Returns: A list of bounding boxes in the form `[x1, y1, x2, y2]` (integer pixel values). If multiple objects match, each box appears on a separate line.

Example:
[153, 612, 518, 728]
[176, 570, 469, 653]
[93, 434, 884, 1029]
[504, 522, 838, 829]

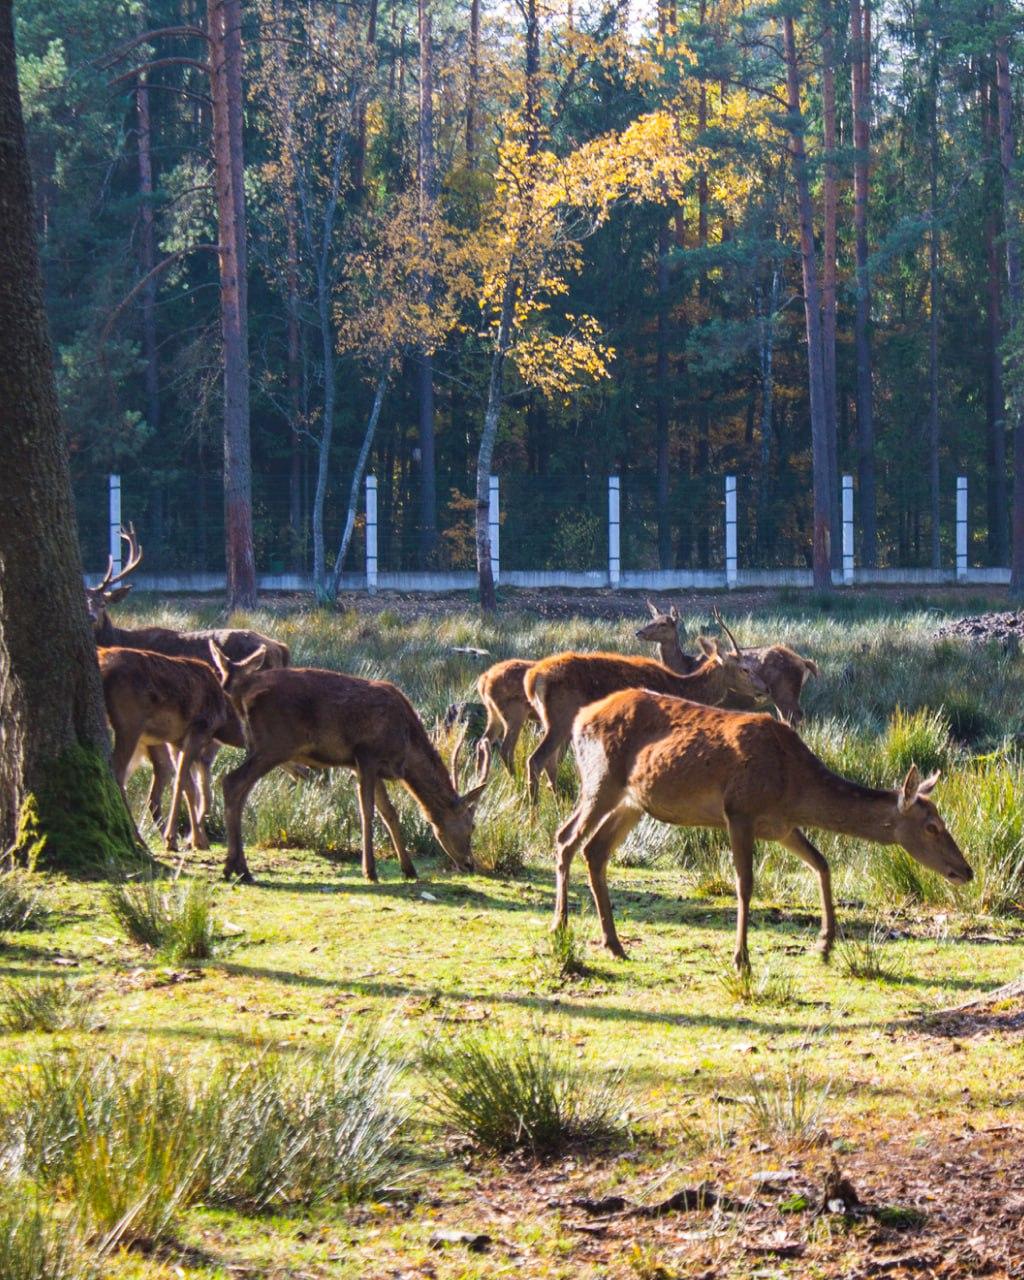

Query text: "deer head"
[891, 766, 972, 884]
[697, 635, 769, 701]
[84, 525, 144, 632]
[635, 600, 683, 645]
[209, 641, 269, 693]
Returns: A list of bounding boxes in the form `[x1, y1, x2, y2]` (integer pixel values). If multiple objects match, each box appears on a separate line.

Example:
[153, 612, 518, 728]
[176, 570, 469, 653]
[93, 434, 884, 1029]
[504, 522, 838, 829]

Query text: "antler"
[474, 737, 493, 788]
[712, 606, 742, 657]
[450, 719, 470, 791]
[94, 523, 144, 592]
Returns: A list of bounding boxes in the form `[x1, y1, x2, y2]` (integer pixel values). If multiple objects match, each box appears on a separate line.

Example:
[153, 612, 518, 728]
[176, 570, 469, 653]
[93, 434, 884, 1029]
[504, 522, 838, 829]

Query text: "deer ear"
[460, 781, 487, 815]
[670, 605, 679, 622]
[917, 769, 941, 797]
[646, 599, 660, 619]
[898, 764, 922, 812]
[803, 657, 819, 679]
[239, 644, 268, 672]
[105, 585, 132, 604]
[208, 640, 231, 685]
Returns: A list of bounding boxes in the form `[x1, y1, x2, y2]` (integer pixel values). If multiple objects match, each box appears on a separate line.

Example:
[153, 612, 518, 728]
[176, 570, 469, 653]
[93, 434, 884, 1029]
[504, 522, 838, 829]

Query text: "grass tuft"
[0, 870, 45, 932]
[0, 979, 95, 1034]
[737, 1064, 833, 1149]
[0, 1198, 95, 1280]
[717, 956, 797, 1007]
[426, 1025, 628, 1157]
[837, 923, 906, 983]
[105, 872, 216, 962]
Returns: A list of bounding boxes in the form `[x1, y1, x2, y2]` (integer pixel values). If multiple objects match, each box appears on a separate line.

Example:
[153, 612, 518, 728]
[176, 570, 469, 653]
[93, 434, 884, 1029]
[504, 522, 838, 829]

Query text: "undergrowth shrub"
[106, 873, 216, 961]
[0, 1198, 94, 1280]
[0, 979, 96, 1034]
[425, 1025, 628, 1157]
[0, 870, 45, 932]
[738, 1063, 832, 1148]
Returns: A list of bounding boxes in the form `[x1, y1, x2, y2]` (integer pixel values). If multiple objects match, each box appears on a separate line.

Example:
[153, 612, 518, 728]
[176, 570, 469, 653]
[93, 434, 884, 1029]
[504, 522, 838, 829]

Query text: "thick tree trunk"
[0, 0, 136, 865]
[137, 72, 160, 444]
[476, 282, 515, 612]
[928, 47, 941, 570]
[996, 30, 1024, 593]
[984, 74, 1008, 564]
[417, 0, 437, 564]
[656, 220, 672, 568]
[850, 0, 877, 566]
[821, 6, 841, 567]
[783, 14, 831, 589]
[209, 0, 256, 607]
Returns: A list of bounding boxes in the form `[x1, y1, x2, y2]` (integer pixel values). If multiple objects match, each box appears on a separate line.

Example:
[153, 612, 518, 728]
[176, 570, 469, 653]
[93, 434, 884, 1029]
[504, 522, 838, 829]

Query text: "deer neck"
[657, 637, 688, 673]
[799, 765, 900, 843]
[403, 740, 459, 822]
[667, 661, 728, 704]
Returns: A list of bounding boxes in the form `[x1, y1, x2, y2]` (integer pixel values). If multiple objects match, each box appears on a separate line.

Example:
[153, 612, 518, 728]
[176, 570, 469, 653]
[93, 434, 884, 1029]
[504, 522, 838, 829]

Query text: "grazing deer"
[210, 644, 488, 884]
[98, 647, 244, 852]
[523, 640, 768, 804]
[85, 525, 290, 823]
[477, 658, 539, 774]
[554, 689, 972, 969]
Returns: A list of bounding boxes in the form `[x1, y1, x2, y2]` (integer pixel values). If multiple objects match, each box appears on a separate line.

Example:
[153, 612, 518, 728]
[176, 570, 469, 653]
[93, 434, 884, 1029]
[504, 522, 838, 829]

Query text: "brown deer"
[553, 689, 972, 969]
[210, 644, 489, 884]
[85, 526, 290, 823]
[634, 601, 701, 673]
[98, 647, 244, 852]
[477, 658, 539, 774]
[523, 640, 768, 804]
[711, 608, 818, 727]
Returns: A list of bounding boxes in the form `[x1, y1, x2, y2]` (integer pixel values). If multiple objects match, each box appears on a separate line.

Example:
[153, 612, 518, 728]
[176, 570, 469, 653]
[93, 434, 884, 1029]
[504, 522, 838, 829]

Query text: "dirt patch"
[935, 611, 1024, 648]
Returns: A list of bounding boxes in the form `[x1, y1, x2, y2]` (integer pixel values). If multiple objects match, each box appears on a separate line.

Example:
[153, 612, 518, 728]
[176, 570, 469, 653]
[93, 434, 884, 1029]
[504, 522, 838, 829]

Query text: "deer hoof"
[165, 837, 179, 853]
[401, 865, 418, 881]
[816, 936, 834, 963]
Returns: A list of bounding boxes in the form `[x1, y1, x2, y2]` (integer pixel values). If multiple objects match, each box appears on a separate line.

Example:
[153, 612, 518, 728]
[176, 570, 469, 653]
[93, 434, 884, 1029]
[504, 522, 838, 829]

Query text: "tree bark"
[137, 71, 160, 445]
[0, 0, 136, 865]
[996, 29, 1024, 593]
[984, 70, 1008, 564]
[418, 0, 437, 564]
[209, 0, 256, 607]
[782, 13, 832, 589]
[476, 280, 516, 611]
[821, 2, 841, 567]
[927, 41, 941, 570]
[850, 0, 877, 566]
[656, 219, 672, 568]
[330, 374, 389, 595]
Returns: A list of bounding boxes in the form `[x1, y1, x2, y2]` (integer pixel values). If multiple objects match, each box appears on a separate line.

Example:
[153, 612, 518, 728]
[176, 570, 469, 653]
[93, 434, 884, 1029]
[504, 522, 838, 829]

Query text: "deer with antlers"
[522, 639, 769, 804]
[85, 526, 290, 826]
[210, 644, 489, 883]
[98, 646, 244, 852]
[553, 689, 972, 969]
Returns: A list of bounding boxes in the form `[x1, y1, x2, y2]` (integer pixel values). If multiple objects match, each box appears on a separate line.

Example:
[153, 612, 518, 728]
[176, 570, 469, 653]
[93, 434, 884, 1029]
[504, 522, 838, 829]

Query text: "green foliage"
[0, 1198, 94, 1280]
[425, 1025, 628, 1157]
[881, 707, 950, 781]
[12, 748, 139, 872]
[105, 873, 216, 962]
[0, 979, 95, 1034]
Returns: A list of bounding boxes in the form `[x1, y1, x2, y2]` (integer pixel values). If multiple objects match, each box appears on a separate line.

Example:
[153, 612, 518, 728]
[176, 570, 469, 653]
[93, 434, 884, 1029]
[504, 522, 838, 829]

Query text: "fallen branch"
[939, 974, 1024, 1014]
[570, 1183, 747, 1221]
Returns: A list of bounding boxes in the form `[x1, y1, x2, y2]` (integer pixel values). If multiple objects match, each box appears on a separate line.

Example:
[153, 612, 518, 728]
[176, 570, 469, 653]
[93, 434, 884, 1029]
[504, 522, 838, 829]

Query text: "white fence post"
[956, 475, 968, 581]
[489, 475, 500, 586]
[724, 475, 737, 588]
[365, 475, 378, 592]
[108, 474, 122, 576]
[842, 474, 854, 586]
[608, 475, 620, 587]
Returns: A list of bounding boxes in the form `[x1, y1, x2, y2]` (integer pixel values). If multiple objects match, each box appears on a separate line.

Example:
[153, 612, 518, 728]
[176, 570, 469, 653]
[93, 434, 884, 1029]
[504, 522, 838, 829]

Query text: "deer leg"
[527, 726, 563, 806]
[355, 765, 379, 883]
[546, 742, 567, 791]
[195, 742, 219, 827]
[780, 828, 835, 960]
[726, 812, 757, 971]
[222, 751, 288, 883]
[499, 706, 527, 772]
[552, 788, 621, 934]
[164, 735, 203, 853]
[581, 805, 641, 959]
[145, 746, 174, 825]
[375, 782, 416, 880]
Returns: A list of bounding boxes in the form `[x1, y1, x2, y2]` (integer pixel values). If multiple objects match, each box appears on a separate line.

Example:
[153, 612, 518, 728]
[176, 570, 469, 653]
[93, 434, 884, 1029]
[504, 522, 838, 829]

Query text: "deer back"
[98, 646, 238, 745]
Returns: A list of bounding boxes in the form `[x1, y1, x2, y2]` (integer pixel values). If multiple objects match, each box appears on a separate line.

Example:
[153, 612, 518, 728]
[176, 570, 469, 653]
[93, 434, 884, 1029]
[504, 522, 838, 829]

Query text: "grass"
[105, 872, 216, 961]
[0, 1199, 94, 1280]
[0, 869, 45, 932]
[0, 978, 95, 1033]
[2, 591, 1023, 1276]
[837, 922, 907, 983]
[425, 1025, 629, 1156]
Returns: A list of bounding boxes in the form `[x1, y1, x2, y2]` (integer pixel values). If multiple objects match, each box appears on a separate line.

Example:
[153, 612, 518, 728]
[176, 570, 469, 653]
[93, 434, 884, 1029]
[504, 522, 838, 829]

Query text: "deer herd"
[87, 532, 973, 972]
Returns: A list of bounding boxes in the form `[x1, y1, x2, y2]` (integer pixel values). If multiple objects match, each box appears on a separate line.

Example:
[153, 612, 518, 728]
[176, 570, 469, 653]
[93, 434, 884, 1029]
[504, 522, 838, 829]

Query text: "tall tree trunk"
[209, 0, 256, 606]
[997, 28, 1024, 593]
[0, 0, 136, 864]
[984, 71, 1008, 564]
[311, 276, 337, 599]
[137, 72, 160, 446]
[466, 0, 480, 162]
[696, 2, 711, 566]
[524, 0, 540, 149]
[656, 219, 672, 568]
[783, 13, 832, 589]
[476, 281, 516, 611]
[331, 374, 389, 594]
[352, 0, 378, 198]
[850, 0, 877, 566]
[417, 0, 437, 564]
[821, 3, 841, 567]
[928, 42, 941, 570]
